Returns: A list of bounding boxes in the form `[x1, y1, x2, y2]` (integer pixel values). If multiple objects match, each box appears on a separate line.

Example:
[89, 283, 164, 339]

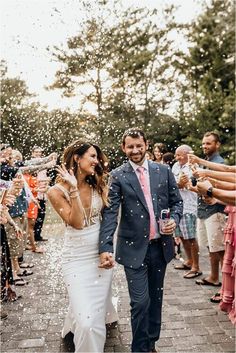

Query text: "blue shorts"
[175, 213, 197, 240]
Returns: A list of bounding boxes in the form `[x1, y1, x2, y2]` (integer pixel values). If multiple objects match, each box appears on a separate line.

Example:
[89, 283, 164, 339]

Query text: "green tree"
[0, 61, 87, 157]
[49, 1, 183, 160]
[39, 109, 88, 154]
[176, 0, 235, 162]
[0, 60, 41, 155]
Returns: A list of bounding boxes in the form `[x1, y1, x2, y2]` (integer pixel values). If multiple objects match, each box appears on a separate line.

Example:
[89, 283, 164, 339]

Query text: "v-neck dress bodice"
[54, 184, 103, 228]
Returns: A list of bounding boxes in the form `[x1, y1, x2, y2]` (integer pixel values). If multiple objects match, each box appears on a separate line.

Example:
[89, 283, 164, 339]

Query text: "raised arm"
[192, 168, 236, 183]
[188, 154, 236, 172]
[197, 179, 236, 206]
[47, 166, 84, 229]
[24, 152, 58, 166]
[47, 187, 84, 229]
[208, 178, 236, 191]
[19, 160, 56, 174]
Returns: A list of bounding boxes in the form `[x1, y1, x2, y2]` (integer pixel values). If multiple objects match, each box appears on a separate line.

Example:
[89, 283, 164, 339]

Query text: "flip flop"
[32, 247, 45, 254]
[174, 263, 191, 270]
[17, 269, 33, 277]
[195, 278, 222, 287]
[14, 278, 28, 286]
[183, 270, 202, 279]
[210, 292, 222, 303]
[20, 263, 34, 269]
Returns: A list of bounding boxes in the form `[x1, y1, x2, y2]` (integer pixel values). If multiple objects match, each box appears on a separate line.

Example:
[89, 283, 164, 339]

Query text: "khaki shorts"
[5, 216, 25, 258]
[197, 213, 226, 252]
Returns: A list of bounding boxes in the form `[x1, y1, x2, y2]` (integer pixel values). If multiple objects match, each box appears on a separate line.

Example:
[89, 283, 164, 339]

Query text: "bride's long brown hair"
[60, 140, 109, 206]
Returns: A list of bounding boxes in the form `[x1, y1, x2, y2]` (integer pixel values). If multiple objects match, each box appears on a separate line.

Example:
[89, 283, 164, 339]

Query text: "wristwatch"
[206, 187, 213, 197]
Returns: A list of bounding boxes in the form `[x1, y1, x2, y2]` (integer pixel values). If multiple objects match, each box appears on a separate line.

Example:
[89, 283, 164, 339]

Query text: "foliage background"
[1, 0, 235, 166]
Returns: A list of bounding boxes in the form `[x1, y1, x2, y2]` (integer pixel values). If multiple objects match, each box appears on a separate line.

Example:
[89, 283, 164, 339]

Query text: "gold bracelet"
[70, 188, 78, 194]
[70, 193, 79, 199]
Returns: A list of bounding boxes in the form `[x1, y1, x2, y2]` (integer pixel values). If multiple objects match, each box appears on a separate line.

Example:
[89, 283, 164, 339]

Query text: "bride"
[47, 140, 117, 352]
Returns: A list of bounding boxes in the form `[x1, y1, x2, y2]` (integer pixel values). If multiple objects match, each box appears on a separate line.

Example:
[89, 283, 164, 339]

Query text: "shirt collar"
[179, 162, 188, 169]
[207, 152, 220, 161]
[130, 159, 148, 172]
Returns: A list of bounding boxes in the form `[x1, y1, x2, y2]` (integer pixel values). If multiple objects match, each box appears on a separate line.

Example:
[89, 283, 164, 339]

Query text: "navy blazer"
[99, 161, 183, 269]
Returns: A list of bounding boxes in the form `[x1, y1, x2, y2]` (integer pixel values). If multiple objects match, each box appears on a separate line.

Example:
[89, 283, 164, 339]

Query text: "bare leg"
[27, 218, 44, 253]
[181, 239, 193, 267]
[207, 251, 224, 283]
[11, 257, 21, 280]
[218, 250, 224, 268]
[189, 239, 200, 272]
[27, 218, 36, 250]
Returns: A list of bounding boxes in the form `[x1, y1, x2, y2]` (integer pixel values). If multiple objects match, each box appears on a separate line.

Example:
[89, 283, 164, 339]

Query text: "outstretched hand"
[192, 168, 206, 180]
[187, 153, 200, 165]
[56, 165, 77, 189]
[197, 179, 212, 196]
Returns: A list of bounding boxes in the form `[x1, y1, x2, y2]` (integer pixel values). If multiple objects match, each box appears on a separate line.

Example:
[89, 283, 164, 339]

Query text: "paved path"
[1, 216, 235, 353]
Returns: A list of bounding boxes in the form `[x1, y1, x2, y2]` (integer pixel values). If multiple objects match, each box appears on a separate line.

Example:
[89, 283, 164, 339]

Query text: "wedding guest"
[31, 146, 51, 242]
[172, 145, 201, 279]
[193, 132, 226, 287]
[153, 143, 167, 163]
[145, 151, 154, 161]
[162, 152, 175, 169]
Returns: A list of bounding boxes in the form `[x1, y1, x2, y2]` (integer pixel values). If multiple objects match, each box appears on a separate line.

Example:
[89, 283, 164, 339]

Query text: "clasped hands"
[98, 220, 177, 271]
[99, 252, 115, 269]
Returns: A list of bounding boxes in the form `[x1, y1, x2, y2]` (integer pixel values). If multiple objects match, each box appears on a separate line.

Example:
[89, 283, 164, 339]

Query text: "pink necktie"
[137, 167, 156, 240]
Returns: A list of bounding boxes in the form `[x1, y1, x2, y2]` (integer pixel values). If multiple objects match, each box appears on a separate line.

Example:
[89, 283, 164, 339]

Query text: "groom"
[99, 128, 183, 352]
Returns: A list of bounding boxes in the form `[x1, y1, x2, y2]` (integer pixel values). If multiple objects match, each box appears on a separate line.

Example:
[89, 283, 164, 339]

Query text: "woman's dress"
[219, 206, 236, 325]
[55, 185, 117, 352]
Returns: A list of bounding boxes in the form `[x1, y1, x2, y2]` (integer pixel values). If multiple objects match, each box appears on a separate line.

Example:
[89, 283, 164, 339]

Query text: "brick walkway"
[1, 217, 235, 353]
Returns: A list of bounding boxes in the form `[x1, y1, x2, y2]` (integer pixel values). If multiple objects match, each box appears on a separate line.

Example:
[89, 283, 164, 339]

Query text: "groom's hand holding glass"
[160, 218, 176, 234]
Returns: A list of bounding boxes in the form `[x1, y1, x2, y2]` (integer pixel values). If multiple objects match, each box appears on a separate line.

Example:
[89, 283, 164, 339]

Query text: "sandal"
[210, 292, 222, 303]
[174, 263, 191, 270]
[14, 278, 28, 286]
[17, 269, 33, 277]
[20, 263, 34, 269]
[196, 278, 222, 287]
[183, 270, 202, 279]
[32, 247, 44, 253]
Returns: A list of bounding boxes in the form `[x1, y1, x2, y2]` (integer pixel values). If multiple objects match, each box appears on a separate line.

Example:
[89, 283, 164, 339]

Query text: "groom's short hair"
[122, 128, 147, 146]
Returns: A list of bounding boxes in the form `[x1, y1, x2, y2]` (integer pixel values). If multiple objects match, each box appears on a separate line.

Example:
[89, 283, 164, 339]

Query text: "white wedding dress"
[55, 185, 118, 352]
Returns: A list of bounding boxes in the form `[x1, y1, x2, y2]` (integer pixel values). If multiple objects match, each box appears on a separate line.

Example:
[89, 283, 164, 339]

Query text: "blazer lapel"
[123, 162, 149, 213]
[148, 161, 161, 215]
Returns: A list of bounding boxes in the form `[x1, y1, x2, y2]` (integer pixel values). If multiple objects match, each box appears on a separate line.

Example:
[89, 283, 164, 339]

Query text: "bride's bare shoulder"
[47, 183, 69, 198]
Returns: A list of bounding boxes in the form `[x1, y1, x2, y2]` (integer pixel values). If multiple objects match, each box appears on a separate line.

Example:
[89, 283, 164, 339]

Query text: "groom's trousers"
[124, 239, 167, 352]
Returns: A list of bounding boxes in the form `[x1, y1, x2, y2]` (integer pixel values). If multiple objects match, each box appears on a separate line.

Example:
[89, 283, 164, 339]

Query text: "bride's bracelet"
[70, 193, 79, 199]
[70, 188, 79, 195]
